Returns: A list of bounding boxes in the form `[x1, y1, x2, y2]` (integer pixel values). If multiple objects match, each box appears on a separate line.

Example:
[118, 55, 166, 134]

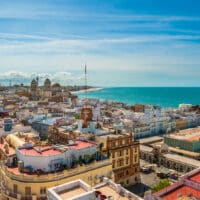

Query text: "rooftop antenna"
[9, 80, 12, 87]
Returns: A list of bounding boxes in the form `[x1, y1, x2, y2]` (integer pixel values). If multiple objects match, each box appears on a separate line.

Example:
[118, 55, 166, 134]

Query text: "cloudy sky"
[0, 0, 200, 86]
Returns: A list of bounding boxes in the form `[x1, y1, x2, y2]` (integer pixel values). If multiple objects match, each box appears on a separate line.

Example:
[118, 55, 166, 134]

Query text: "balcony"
[21, 195, 37, 200]
[0, 159, 111, 183]
[1, 187, 37, 200]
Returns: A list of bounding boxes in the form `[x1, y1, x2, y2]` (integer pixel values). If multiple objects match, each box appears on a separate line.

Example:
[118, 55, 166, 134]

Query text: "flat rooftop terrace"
[19, 147, 61, 156]
[166, 127, 200, 142]
[57, 186, 87, 200]
[139, 136, 163, 144]
[68, 140, 97, 150]
[95, 185, 132, 200]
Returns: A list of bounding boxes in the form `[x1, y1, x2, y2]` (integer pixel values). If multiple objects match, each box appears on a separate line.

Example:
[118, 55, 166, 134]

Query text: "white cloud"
[0, 8, 200, 23]
[0, 70, 85, 86]
[0, 33, 200, 55]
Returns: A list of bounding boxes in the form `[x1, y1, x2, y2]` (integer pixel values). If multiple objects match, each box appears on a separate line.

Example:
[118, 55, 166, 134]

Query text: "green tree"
[74, 114, 80, 119]
[152, 179, 170, 193]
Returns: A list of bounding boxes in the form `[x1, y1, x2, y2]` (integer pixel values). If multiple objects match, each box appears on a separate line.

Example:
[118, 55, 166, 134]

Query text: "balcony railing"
[1, 186, 37, 200]
[21, 196, 33, 200]
[0, 159, 111, 183]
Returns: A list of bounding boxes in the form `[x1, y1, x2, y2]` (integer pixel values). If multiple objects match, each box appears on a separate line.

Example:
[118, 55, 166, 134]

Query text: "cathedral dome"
[52, 83, 61, 88]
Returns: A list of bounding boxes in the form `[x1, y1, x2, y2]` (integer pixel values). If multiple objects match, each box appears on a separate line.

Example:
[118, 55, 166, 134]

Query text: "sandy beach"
[71, 87, 103, 94]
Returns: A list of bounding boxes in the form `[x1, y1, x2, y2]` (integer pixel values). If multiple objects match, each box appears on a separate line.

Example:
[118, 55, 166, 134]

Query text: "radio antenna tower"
[84, 63, 87, 96]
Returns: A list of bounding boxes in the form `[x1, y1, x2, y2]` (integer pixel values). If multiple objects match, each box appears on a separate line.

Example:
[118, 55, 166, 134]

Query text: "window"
[112, 152, 115, 158]
[40, 187, 46, 195]
[118, 159, 124, 167]
[135, 156, 137, 163]
[25, 187, 31, 196]
[13, 184, 18, 194]
[112, 161, 115, 168]
[126, 149, 128, 155]
[126, 158, 129, 164]
[135, 148, 137, 153]
[119, 172, 124, 178]
[118, 150, 124, 157]
[126, 170, 129, 175]
[112, 141, 115, 147]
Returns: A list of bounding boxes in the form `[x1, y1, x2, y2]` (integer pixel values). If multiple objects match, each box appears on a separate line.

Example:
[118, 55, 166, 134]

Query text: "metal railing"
[0, 159, 111, 183]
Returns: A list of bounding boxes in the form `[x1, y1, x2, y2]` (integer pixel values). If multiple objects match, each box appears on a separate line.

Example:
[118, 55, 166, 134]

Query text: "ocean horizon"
[78, 87, 200, 108]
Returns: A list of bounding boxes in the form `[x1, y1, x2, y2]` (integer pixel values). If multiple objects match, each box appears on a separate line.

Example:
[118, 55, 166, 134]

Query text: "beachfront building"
[130, 105, 176, 139]
[96, 132, 140, 186]
[133, 118, 175, 139]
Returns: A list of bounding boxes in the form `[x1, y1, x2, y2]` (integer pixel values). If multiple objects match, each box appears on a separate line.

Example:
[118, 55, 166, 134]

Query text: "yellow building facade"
[97, 133, 140, 187]
[0, 159, 112, 200]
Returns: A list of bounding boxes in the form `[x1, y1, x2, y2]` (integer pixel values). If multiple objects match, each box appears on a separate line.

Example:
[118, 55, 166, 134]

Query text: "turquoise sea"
[78, 87, 200, 108]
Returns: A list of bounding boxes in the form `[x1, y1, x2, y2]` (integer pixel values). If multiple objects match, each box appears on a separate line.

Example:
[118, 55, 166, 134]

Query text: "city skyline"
[0, 0, 200, 86]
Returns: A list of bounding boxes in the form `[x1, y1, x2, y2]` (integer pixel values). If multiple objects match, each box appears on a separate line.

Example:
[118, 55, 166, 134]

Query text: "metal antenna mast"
[84, 63, 87, 97]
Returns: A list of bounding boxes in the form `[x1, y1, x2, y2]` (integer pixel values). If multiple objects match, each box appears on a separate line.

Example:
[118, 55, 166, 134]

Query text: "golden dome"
[52, 83, 61, 88]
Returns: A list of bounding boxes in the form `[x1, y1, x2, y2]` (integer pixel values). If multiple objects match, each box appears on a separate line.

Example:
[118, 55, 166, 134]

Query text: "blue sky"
[0, 0, 200, 86]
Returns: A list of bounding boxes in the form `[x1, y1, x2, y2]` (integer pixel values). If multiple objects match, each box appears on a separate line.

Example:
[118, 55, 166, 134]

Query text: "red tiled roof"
[190, 173, 200, 183]
[162, 186, 200, 200]
[69, 140, 97, 150]
[19, 148, 61, 156]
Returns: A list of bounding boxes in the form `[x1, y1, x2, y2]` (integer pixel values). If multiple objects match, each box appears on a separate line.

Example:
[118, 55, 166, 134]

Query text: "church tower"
[43, 78, 52, 99]
[30, 79, 39, 101]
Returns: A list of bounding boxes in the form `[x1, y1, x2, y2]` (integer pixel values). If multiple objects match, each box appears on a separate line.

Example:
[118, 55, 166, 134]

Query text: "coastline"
[74, 87, 200, 108]
[71, 87, 103, 94]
